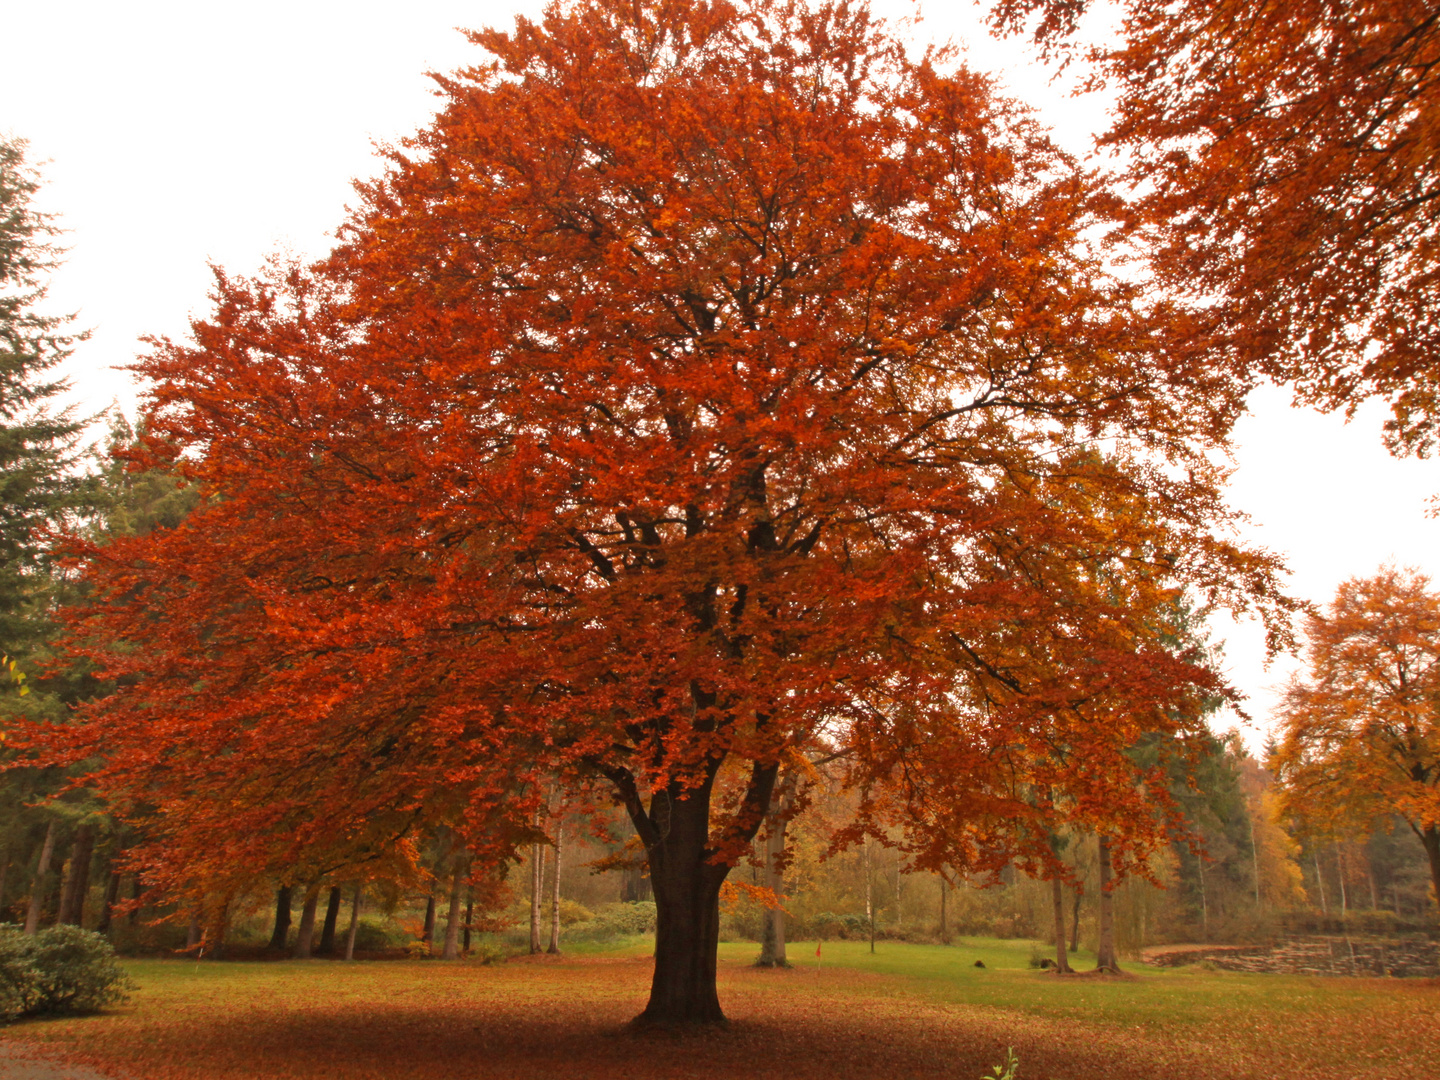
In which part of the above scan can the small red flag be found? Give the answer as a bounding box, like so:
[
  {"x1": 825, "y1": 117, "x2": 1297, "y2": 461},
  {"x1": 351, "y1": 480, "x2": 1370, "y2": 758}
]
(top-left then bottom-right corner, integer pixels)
[{"x1": 815, "y1": 941, "x2": 822, "y2": 958}]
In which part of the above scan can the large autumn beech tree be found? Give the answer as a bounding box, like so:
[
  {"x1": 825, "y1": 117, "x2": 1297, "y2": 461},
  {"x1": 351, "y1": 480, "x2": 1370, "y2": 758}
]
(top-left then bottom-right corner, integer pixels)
[
  {"x1": 1275, "y1": 568, "x2": 1440, "y2": 917},
  {"x1": 38, "y1": 0, "x2": 1290, "y2": 1023},
  {"x1": 994, "y1": 0, "x2": 1440, "y2": 455}
]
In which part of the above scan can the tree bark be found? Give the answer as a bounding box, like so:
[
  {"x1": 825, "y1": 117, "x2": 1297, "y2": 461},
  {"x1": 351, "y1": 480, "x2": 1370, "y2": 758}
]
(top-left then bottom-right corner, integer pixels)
[
  {"x1": 292, "y1": 888, "x2": 320, "y2": 958},
  {"x1": 1070, "y1": 884, "x2": 1081, "y2": 952},
  {"x1": 319, "y1": 885, "x2": 343, "y2": 953},
  {"x1": 1421, "y1": 826, "x2": 1440, "y2": 922},
  {"x1": 443, "y1": 853, "x2": 470, "y2": 960},
  {"x1": 0, "y1": 847, "x2": 9, "y2": 917},
  {"x1": 1050, "y1": 874, "x2": 1073, "y2": 973},
  {"x1": 547, "y1": 827, "x2": 563, "y2": 955},
  {"x1": 529, "y1": 839, "x2": 545, "y2": 954},
  {"x1": 267, "y1": 885, "x2": 293, "y2": 950},
  {"x1": 57, "y1": 824, "x2": 96, "y2": 927},
  {"x1": 23, "y1": 820, "x2": 57, "y2": 935},
  {"x1": 463, "y1": 888, "x2": 474, "y2": 954},
  {"x1": 636, "y1": 784, "x2": 728, "y2": 1025},
  {"x1": 864, "y1": 839, "x2": 875, "y2": 954},
  {"x1": 186, "y1": 908, "x2": 202, "y2": 950},
  {"x1": 344, "y1": 884, "x2": 362, "y2": 961},
  {"x1": 97, "y1": 870, "x2": 122, "y2": 934},
  {"x1": 938, "y1": 873, "x2": 947, "y2": 939},
  {"x1": 1095, "y1": 835, "x2": 1121, "y2": 973},
  {"x1": 421, "y1": 892, "x2": 436, "y2": 950},
  {"x1": 603, "y1": 741, "x2": 777, "y2": 1025},
  {"x1": 756, "y1": 773, "x2": 796, "y2": 967},
  {"x1": 1312, "y1": 845, "x2": 1328, "y2": 913}
]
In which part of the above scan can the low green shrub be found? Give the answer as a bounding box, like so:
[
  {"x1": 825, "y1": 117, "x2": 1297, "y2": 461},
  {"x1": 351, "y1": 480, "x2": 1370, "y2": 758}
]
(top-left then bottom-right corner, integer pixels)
[
  {"x1": 351, "y1": 915, "x2": 413, "y2": 952},
  {"x1": 0, "y1": 924, "x2": 134, "y2": 1021}
]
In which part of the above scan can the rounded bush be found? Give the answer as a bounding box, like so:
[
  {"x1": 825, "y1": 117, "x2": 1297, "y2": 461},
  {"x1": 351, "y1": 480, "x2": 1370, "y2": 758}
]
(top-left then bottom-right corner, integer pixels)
[{"x1": 0, "y1": 924, "x2": 133, "y2": 1020}]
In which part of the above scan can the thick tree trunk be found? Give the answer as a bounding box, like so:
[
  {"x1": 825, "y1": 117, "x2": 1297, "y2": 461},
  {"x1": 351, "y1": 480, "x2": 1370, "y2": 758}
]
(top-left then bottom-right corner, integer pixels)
[
  {"x1": 443, "y1": 853, "x2": 469, "y2": 960},
  {"x1": 98, "y1": 869, "x2": 122, "y2": 934},
  {"x1": 128, "y1": 875, "x2": 142, "y2": 926},
  {"x1": 344, "y1": 884, "x2": 362, "y2": 961},
  {"x1": 547, "y1": 829, "x2": 563, "y2": 954},
  {"x1": 637, "y1": 785, "x2": 729, "y2": 1026},
  {"x1": 1050, "y1": 874, "x2": 1073, "y2": 973},
  {"x1": 23, "y1": 820, "x2": 57, "y2": 935},
  {"x1": 268, "y1": 885, "x2": 293, "y2": 950},
  {"x1": 319, "y1": 885, "x2": 343, "y2": 953},
  {"x1": 529, "y1": 840, "x2": 544, "y2": 954},
  {"x1": 1421, "y1": 826, "x2": 1440, "y2": 922},
  {"x1": 293, "y1": 889, "x2": 320, "y2": 958},
  {"x1": 56, "y1": 824, "x2": 96, "y2": 927},
  {"x1": 186, "y1": 909, "x2": 202, "y2": 950},
  {"x1": 1095, "y1": 835, "x2": 1121, "y2": 973}
]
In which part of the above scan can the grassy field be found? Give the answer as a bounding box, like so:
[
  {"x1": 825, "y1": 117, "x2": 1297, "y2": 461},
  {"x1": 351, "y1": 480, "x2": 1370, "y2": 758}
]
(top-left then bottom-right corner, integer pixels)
[{"x1": 0, "y1": 936, "x2": 1434, "y2": 1080}]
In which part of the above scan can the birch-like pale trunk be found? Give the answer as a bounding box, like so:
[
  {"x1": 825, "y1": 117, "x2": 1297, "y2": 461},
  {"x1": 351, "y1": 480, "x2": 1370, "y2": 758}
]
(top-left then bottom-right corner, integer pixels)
[
  {"x1": 547, "y1": 828, "x2": 563, "y2": 954},
  {"x1": 530, "y1": 840, "x2": 545, "y2": 954}
]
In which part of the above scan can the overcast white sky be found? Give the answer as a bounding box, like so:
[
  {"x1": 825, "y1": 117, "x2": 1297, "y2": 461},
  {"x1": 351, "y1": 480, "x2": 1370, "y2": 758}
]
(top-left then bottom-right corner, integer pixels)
[{"x1": 5, "y1": 1, "x2": 1437, "y2": 747}]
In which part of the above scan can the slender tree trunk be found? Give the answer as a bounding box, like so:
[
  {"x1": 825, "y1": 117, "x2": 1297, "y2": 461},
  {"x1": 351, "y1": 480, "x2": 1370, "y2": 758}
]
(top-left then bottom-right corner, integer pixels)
[
  {"x1": 1368, "y1": 866, "x2": 1378, "y2": 910},
  {"x1": 1335, "y1": 844, "x2": 1348, "y2": 914},
  {"x1": 128, "y1": 875, "x2": 142, "y2": 926},
  {"x1": 864, "y1": 839, "x2": 875, "y2": 954},
  {"x1": 1050, "y1": 874, "x2": 1073, "y2": 973},
  {"x1": 634, "y1": 781, "x2": 730, "y2": 1026},
  {"x1": 344, "y1": 884, "x2": 362, "y2": 960},
  {"x1": 186, "y1": 908, "x2": 202, "y2": 950},
  {"x1": 529, "y1": 841, "x2": 544, "y2": 954},
  {"x1": 98, "y1": 870, "x2": 122, "y2": 935},
  {"x1": 1070, "y1": 884, "x2": 1081, "y2": 952},
  {"x1": 292, "y1": 889, "x2": 319, "y2": 958},
  {"x1": 24, "y1": 820, "x2": 57, "y2": 935},
  {"x1": 419, "y1": 892, "x2": 436, "y2": 950},
  {"x1": 267, "y1": 885, "x2": 293, "y2": 950},
  {"x1": 319, "y1": 885, "x2": 343, "y2": 953},
  {"x1": 1198, "y1": 854, "x2": 1209, "y2": 940},
  {"x1": 938, "y1": 873, "x2": 948, "y2": 939},
  {"x1": 756, "y1": 774, "x2": 796, "y2": 967},
  {"x1": 443, "y1": 852, "x2": 469, "y2": 960},
  {"x1": 1249, "y1": 807, "x2": 1262, "y2": 910},
  {"x1": 547, "y1": 828, "x2": 563, "y2": 954},
  {"x1": 1095, "y1": 835, "x2": 1121, "y2": 972},
  {"x1": 57, "y1": 824, "x2": 96, "y2": 927},
  {"x1": 1313, "y1": 846, "x2": 1328, "y2": 914},
  {"x1": 0, "y1": 847, "x2": 9, "y2": 915},
  {"x1": 463, "y1": 888, "x2": 474, "y2": 954}
]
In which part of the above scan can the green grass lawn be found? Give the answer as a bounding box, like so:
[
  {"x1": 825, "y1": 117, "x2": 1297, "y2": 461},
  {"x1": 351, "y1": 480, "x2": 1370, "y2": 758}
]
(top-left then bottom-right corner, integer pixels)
[{"x1": 0, "y1": 937, "x2": 1433, "y2": 1080}]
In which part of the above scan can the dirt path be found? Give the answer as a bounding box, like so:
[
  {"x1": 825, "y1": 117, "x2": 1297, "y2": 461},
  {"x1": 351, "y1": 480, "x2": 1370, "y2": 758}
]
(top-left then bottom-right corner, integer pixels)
[{"x1": 0, "y1": 1044, "x2": 116, "y2": 1080}]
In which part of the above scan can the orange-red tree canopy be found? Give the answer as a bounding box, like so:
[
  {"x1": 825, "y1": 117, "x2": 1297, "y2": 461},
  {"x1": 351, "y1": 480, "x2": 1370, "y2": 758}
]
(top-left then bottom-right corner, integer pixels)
[{"x1": 47, "y1": 0, "x2": 1287, "y2": 1022}]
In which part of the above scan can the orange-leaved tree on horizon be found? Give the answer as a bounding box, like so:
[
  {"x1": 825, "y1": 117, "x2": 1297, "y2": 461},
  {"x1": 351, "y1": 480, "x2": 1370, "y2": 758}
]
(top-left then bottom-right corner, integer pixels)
[
  {"x1": 1275, "y1": 567, "x2": 1440, "y2": 917},
  {"x1": 33, "y1": 0, "x2": 1290, "y2": 1024}
]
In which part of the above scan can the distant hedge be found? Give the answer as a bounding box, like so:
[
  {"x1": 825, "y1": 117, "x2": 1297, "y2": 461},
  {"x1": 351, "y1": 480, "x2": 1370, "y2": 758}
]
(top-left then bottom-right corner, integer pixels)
[{"x1": 0, "y1": 925, "x2": 134, "y2": 1022}]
